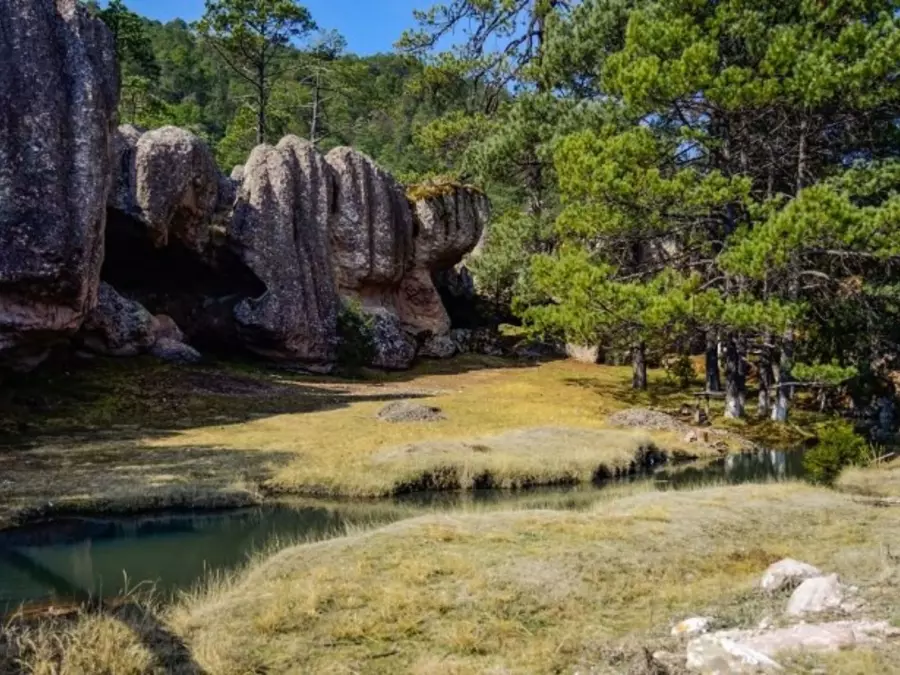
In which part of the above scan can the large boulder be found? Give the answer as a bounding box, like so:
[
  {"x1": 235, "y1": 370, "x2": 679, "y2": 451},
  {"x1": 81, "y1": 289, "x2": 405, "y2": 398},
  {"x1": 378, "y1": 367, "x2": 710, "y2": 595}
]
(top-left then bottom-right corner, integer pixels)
[
  {"x1": 325, "y1": 147, "x2": 414, "y2": 294},
  {"x1": 368, "y1": 310, "x2": 417, "y2": 371},
  {"x1": 230, "y1": 136, "x2": 339, "y2": 363},
  {"x1": 131, "y1": 126, "x2": 222, "y2": 253},
  {"x1": 399, "y1": 185, "x2": 491, "y2": 337},
  {"x1": 0, "y1": 0, "x2": 118, "y2": 367},
  {"x1": 79, "y1": 283, "x2": 199, "y2": 363},
  {"x1": 410, "y1": 185, "x2": 489, "y2": 270},
  {"x1": 79, "y1": 282, "x2": 157, "y2": 357}
]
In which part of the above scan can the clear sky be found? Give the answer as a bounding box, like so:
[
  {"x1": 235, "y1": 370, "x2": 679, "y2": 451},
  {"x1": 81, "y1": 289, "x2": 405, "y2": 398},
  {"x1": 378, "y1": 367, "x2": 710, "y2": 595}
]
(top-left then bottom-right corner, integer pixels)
[{"x1": 111, "y1": 0, "x2": 427, "y2": 55}]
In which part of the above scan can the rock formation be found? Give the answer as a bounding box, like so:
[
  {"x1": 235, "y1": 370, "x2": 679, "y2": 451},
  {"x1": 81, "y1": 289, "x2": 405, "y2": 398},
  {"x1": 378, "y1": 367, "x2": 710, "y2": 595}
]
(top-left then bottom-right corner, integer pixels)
[
  {"x1": 325, "y1": 147, "x2": 414, "y2": 296},
  {"x1": 401, "y1": 186, "x2": 489, "y2": 336},
  {"x1": 78, "y1": 283, "x2": 200, "y2": 363},
  {"x1": 0, "y1": 0, "x2": 118, "y2": 368},
  {"x1": 230, "y1": 136, "x2": 339, "y2": 363},
  {"x1": 0, "y1": 4, "x2": 490, "y2": 372},
  {"x1": 111, "y1": 125, "x2": 224, "y2": 253}
]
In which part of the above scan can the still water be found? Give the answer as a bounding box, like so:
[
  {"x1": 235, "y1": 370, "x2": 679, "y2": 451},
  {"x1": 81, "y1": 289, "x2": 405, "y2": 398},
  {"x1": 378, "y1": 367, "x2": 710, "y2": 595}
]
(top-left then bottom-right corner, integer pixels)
[{"x1": 0, "y1": 449, "x2": 806, "y2": 611}]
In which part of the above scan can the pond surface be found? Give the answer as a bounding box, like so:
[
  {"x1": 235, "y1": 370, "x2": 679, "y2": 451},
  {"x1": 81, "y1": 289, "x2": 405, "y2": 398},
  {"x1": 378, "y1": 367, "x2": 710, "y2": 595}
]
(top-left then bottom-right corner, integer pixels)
[{"x1": 0, "y1": 449, "x2": 806, "y2": 612}]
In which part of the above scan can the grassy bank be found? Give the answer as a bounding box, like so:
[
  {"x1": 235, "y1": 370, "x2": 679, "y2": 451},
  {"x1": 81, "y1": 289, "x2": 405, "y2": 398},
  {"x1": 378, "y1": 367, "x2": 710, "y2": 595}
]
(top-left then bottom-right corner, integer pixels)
[
  {"x1": 837, "y1": 461, "x2": 900, "y2": 499},
  {"x1": 4, "y1": 483, "x2": 899, "y2": 674},
  {"x1": 1, "y1": 356, "x2": 749, "y2": 528}
]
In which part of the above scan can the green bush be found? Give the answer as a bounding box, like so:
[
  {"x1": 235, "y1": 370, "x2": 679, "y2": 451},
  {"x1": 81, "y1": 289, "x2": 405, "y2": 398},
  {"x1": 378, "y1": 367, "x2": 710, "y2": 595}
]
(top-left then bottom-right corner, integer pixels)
[
  {"x1": 336, "y1": 301, "x2": 375, "y2": 371},
  {"x1": 664, "y1": 354, "x2": 697, "y2": 389},
  {"x1": 804, "y1": 422, "x2": 870, "y2": 485}
]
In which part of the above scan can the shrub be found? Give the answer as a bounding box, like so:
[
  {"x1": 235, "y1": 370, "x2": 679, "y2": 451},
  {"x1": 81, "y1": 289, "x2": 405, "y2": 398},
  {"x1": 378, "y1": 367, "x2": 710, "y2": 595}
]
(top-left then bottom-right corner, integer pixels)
[
  {"x1": 664, "y1": 354, "x2": 697, "y2": 388},
  {"x1": 804, "y1": 422, "x2": 870, "y2": 485},
  {"x1": 336, "y1": 301, "x2": 375, "y2": 371}
]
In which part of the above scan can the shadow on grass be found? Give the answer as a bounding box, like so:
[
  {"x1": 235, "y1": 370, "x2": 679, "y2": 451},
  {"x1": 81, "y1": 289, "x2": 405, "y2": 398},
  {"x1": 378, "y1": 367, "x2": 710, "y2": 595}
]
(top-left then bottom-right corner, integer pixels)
[
  {"x1": 563, "y1": 374, "x2": 696, "y2": 410},
  {"x1": 0, "y1": 548, "x2": 206, "y2": 673},
  {"x1": 0, "y1": 353, "x2": 542, "y2": 446}
]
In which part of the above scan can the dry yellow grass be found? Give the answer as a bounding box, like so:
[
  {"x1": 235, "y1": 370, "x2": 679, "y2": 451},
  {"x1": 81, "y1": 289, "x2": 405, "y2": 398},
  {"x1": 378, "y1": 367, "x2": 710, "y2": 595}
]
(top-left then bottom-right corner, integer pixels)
[
  {"x1": 837, "y1": 461, "x2": 900, "y2": 499},
  {"x1": 2, "y1": 357, "x2": 736, "y2": 526},
  {"x1": 6, "y1": 483, "x2": 900, "y2": 674}
]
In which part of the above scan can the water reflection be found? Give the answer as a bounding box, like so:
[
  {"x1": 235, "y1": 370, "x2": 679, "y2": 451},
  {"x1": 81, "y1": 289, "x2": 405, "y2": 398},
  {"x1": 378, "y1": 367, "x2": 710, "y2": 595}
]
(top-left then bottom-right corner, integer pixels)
[{"x1": 0, "y1": 449, "x2": 806, "y2": 611}]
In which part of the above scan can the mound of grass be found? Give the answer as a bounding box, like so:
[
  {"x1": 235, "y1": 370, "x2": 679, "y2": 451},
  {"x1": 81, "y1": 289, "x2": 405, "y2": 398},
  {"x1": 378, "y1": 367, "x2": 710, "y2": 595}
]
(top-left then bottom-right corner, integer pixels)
[
  {"x1": 837, "y1": 462, "x2": 900, "y2": 499},
  {"x1": 6, "y1": 483, "x2": 898, "y2": 674},
  {"x1": 1, "y1": 355, "x2": 814, "y2": 527}
]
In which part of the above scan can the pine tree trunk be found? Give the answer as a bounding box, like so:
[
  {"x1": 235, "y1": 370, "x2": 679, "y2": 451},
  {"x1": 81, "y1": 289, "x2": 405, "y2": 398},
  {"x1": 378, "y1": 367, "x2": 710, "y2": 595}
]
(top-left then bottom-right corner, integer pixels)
[
  {"x1": 632, "y1": 342, "x2": 648, "y2": 390},
  {"x1": 705, "y1": 330, "x2": 721, "y2": 392},
  {"x1": 771, "y1": 329, "x2": 793, "y2": 423},
  {"x1": 758, "y1": 346, "x2": 774, "y2": 418},
  {"x1": 256, "y1": 61, "x2": 267, "y2": 146},
  {"x1": 724, "y1": 337, "x2": 744, "y2": 419}
]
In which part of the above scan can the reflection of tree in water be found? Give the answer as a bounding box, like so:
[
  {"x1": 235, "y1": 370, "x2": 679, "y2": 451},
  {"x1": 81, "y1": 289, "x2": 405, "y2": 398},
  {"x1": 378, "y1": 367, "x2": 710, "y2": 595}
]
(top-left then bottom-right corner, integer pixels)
[
  {"x1": 656, "y1": 450, "x2": 806, "y2": 489},
  {"x1": 0, "y1": 548, "x2": 207, "y2": 673}
]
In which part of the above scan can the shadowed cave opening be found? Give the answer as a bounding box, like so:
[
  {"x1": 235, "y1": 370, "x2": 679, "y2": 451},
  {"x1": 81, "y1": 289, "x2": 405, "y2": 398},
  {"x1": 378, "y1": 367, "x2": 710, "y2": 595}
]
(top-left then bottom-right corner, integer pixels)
[{"x1": 101, "y1": 211, "x2": 268, "y2": 351}]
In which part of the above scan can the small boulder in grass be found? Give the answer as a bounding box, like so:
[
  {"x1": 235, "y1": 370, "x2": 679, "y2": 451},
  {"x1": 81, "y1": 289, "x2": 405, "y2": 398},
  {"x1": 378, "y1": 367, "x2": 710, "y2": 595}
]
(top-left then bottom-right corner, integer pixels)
[
  {"x1": 760, "y1": 558, "x2": 822, "y2": 593},
  {"x1": 377, "y1": 401, "x2": 446, "y2": 423},
  {"x1": 672, "y1": 616, "x2": 713, "y2": 637},
  {"x1": 786, "y1": 574, "x2": 845, "y2": 616}
]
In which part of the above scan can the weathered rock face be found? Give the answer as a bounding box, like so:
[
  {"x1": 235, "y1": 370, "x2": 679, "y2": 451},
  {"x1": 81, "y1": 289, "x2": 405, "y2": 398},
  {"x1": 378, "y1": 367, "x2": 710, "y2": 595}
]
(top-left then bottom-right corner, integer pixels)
[
  {"x1": 79, "y1": 283, "x2": 199, "y2": 363},
  {"x1": 0, "y1": 0, "x2": 118, "y2": 366},
  {"x1": 326, "y1": 147, "x2": 414, "y2": 293},
  {"x1": 230, "y1": 136, "x2": 339, "y2": 362},
  {"x1": 129, "y1": 126, "x2": 222, "y2": 253},
  {"x1": 400, "y1": 186, "x2": 491, "y2": 336},
  {"x1": 411, "y1": 187, "x2": 489, "y2": 270},
  {"x1": 109, "y1": 124, "x2": 144, "y2": 216},
  {"x1": 368, "y1": 310, "x2": 417, "y2": 370},
  {"x1": 79, "y1": 283, "x2": 158, "y2": 357}
]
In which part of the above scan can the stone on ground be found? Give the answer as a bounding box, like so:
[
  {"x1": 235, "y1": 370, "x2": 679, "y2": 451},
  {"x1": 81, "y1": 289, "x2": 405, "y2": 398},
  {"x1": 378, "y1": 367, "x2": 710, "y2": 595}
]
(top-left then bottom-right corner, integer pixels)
[
  {"x1": 786, "y1": 574, "x2": 845, "y2": 616},
  {"x1": 368, "y1": 310, "x2": 418, "y2": 370},
  {"x1": 419, "y1": 334, "x2": 458, "y2": 359},
  {"x1": 377, "y1": 401, "x2": 446, "y2": 423},
  {"x1": 607, "y1": 408, "x2": 689, "y2": 432},
  {"x1": 687, "y1": 621, "x2": 899, "y2": 673},
  {"x1": 672, "y1": 617, "x2": 714, "y2": 637},
  {"x1": 760, "y1": 558, "x2": 823, "y2": 593}
]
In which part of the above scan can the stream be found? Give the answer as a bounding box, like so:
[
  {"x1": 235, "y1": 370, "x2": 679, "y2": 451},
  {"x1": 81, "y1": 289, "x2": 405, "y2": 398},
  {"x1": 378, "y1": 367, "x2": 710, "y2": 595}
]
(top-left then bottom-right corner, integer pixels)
[{"x1": 0, "y1": 448, "x2": 806, "y2": 612}]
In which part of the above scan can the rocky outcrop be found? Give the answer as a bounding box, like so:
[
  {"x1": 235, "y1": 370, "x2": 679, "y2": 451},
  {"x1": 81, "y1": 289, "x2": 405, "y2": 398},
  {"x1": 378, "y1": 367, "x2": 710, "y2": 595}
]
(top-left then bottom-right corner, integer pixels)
[
  {"x1": 411, "y1": 186, "x2": 489, "y2": 270},
  {"x1": 686, "y1": 621, "x2": 900, "y2": 673},
  {"x1": 230, "y1": 136, "x2": 339, "y2": 362},
  {"x1": 368, "y1": 310, "x2": 417, "y2": 370},
  {"x1": 0, "y1": 0, "x2": 118, "y2": 368},
  {"x1": 326, "y1": 147, "x2": 414, "y2": 295},
  {"x1": 404, "y1": 186, "x2": 490, "y2": 336},
  {"x1": 2, "y1": 11, "x2": 490, "y2": 374},
  {"x1": 109, "y1": 125, "x2": 223, "y2": 253},
  {"x1": 79, "y1": 283, "x2": 199, "y2": 363},
  {"x1": 323, "y1": 151, "x2": 490, "y2": 353}
]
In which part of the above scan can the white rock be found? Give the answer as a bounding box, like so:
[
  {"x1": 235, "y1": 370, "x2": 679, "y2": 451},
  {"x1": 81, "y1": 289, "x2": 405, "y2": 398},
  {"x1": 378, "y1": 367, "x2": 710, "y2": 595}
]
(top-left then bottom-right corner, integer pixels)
[
  {"x1": 686, "y1": 621, "x2": 898, "y2": 673},
  {"x1": 672, "y1": 616, "x2": 714, "y2": 637},
  {"x1": 786, "y1": 574, "x2": 844, "y2": 616},
  {"x1": 687, "y1": 633, "x2": 783, "y2": 673},
  {"x1": 760, "y1": 558, "x2": 822, "y2": 593}
]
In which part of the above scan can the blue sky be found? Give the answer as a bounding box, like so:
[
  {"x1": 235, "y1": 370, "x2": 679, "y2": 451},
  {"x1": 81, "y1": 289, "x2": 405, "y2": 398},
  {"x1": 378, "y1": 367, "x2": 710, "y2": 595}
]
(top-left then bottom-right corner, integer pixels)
[{"x1": 111, "y1": 0, "x2": 428, "y2": 55}]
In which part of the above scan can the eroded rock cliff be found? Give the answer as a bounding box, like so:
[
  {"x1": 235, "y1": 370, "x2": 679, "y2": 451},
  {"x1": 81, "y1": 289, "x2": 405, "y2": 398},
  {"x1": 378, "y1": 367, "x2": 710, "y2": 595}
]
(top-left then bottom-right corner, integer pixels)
[
  {"x1": 230, "y1": 136, "x2": 339, "y2": 363},
  {"x1": 0, "y1": 0, "x2": 118, "y2": 368},
  {"x1": 0, "y1": 3, "x2": 490, "y2": 372}
]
